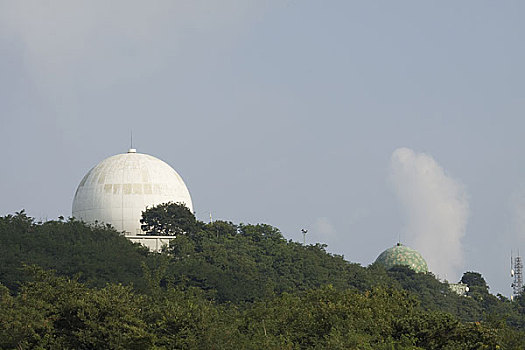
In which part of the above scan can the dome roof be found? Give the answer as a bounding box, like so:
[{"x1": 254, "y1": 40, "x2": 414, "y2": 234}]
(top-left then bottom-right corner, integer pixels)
[
  {"x1": 72, "y1": 149, "x2": 193, "y2": 235},
  {"x1": 375, "y1": 243, "x2": 428, "y2": 273}
]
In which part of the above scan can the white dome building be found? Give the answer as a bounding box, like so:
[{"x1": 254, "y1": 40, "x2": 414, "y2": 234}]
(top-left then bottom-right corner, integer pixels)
[{"x1": 72, "y1": 149, "x2": 193, "y2": 241}]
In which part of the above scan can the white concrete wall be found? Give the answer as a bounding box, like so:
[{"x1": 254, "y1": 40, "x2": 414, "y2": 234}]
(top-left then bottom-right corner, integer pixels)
[{"x1": 126, "y1": 235, "x2": 175, "y2": 253}]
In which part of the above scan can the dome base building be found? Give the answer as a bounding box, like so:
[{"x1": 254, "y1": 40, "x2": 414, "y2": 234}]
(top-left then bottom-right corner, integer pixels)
[{"x1": 72, "y1": 148, "x2": 193, "y2": 251}]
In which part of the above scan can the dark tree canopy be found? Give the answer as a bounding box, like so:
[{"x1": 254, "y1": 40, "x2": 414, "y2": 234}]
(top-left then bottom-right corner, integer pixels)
[
  {"x1": 0, "y1": 212, "x2": 150, "y2": 291},
  {"x1": 461, "y1": 271, "x2": 490, "y2": 293},
  {"x1": 140, "y1": 202, "x2": 198, "y2": 236},
  {"x1": 0, "y1": 210, "x2": 524, "y2": 348}
]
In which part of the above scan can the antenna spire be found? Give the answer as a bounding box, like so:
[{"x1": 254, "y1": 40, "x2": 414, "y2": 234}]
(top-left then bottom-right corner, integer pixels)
[{"x1": 127, "y1": 131, "x2": 137, "y2": 153}]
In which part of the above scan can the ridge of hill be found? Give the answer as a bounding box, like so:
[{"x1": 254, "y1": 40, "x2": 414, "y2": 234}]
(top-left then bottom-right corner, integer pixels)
[{"x1": 0, "y1": 206, "x2": 524, "y2": 348}]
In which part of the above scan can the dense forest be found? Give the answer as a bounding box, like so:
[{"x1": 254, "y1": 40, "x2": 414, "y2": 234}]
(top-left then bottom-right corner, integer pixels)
[{"x1": 1, "y1": 204, "x2": 524, "y2": 349}]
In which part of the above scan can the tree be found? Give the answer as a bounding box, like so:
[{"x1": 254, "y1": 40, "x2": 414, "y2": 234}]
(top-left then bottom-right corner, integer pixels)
[
  {"x1": 0, "y1": 267, "x2": 154, "y2": 349},
  {"x1": 140, "y1": 202, "x2": 198, "y2": 236},
  {"x1": 0, "y1": 214, "x2": 151, "y2": 292},
  {"x1": 461, "y1": 271, "x2": 489, "y2": 292},
  {"x1": 2, "y1": 211, "x2": 525, "y2": 347}
]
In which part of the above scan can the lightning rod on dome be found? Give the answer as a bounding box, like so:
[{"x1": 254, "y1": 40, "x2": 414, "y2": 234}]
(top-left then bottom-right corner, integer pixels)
[{"x1": 129, "y1": 130, "x2": 136, "y2": 153}]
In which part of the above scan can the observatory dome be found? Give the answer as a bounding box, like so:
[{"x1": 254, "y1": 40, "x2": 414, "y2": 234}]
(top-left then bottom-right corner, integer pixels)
[
  {"x1": 375, "y1": 243, "x2": 428, "y2": 273},
  {"x1": 72, "y1": 149, "x2": 193, "y2": 235}
]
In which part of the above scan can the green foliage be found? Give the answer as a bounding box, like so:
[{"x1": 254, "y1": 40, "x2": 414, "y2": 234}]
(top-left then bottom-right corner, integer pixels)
[
  {"x1": 140, "y1": 202, "x2": 199, "y2": 236},
  {"x1": 462, "y1": 271, "x2": 489, "y2": 289},
  {"x1": 0, "y1": 207, "x2": 524, "y2": 348},
  {"x1": 0, "y1": 266, "x2": 153, "y2": 349},
  {"x1": 2, "y1": 271, "x2": 518, "y2": 350},
  {"x1": 393, "y1": 311, "x2": 506, "y2": 349},
  {"x1": 387, "y1": 266, "x2": 485, "y2": 322},
  {"x1": 462, "y1": 271, "x2": 490, "y2": 295},
  {"x1": 242, "y1": 286, "x2": 420, "y2": 349},
  {"x1": 0, "y1": 212, "x2": 150, "y2": 291},
  {"x1": 166, "y1": 220, "x2": 371, "y2": 303}
]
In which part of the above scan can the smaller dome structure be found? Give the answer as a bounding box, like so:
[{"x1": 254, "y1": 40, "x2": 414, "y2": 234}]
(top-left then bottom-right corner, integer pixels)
[{"x1": 375, "y1": 243, "x2": 428, "y2": 273}]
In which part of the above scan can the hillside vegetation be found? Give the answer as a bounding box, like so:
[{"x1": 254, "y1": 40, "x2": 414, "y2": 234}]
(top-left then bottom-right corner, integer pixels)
[{"x1": 0, "y1": 205, "x2": 524, "y2": 349}]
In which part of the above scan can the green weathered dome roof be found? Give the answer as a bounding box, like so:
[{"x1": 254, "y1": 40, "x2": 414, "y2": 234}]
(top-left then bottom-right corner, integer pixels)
[{"x1": 375, "y1": 243, "x2": 428, "y2": 273}]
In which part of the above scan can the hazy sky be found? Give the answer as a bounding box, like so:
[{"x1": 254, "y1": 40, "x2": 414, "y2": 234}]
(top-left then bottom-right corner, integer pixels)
[{"x1": 1, "y1": 1, "x2": 524, "y2": 295}]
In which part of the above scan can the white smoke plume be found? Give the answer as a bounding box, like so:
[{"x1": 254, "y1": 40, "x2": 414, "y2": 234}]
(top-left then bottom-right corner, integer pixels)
[{"x1": 389, "y1": 147, "x2": 469, "y2": 281}]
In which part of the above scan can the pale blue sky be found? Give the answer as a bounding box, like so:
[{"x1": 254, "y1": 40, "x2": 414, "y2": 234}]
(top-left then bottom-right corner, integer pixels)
[{"x1": 1, "y1": 1, "x2": 524, "y2": 295}]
